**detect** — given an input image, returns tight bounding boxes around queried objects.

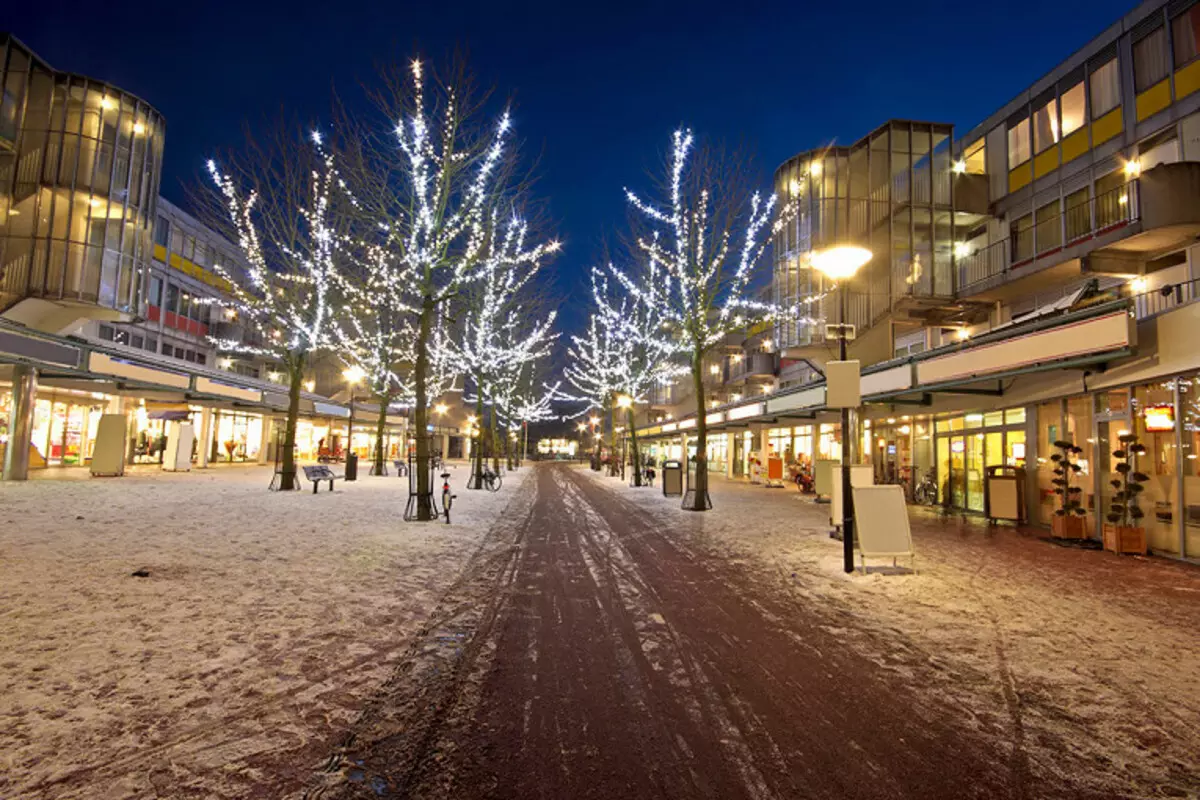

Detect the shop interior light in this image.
[709,364,721,375]
[954,241,972,259]
[952,159,967,174]
[956,328,971,341]
[1130,277,1148,292]
[133,122,145,135]
[1123,158,1141,178]
[100,97,115,110]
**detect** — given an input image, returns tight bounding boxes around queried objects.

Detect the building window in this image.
[1036,200,1061,254]
[113,328,129,345]
[1033,96,1058,152]
[1011,214,1034,261]
[148,275,163,307]
[1060,81,1086,137]
[131,334,144,349]
[145,336,157,353]
[1173,6,1200,67]
[1090,58,1121,116]
[1134,27,1170,93]
[98,324,114,341]
[1095,170,1128,229]
[1064,187,1092,241]
[170,227,184,255]
[174,346,185,359]
[962,138,986,174]
[166,283,180,314]
[1007,117,1031,168]
[153,215,169,248]
[161,341,173,356]
[196,353,207,366]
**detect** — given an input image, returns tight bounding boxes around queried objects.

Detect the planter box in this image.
[1052,514,1087,539]
[1102,523,1147,555]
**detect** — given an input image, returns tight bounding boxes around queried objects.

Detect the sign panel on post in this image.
[826,360,861,408]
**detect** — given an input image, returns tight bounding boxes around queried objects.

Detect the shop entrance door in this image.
[948,435,966,507]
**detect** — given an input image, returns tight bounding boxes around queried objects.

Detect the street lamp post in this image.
[342,365,366,471]
[811,245,872,574]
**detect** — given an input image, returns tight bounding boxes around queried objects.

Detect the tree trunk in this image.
[372,391,390,475]
[627,406,642,487]
[608,395,619,477]
[490,409,500,474]
[413,298,434,520]
[686,353,710,511]
[281,353,306,491]
[471,392,485,489]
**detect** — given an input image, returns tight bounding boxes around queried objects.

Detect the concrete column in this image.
[726,432,736,479]
[257,414,270,465]
[440,432,450,460]
[197,407,213,468]
[2,365,38,481]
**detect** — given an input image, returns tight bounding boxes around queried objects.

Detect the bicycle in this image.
[912,470,938,505]
[481,466,503,493]
[441,472,456,524]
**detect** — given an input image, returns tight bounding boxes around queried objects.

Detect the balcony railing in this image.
[1132,278,1199,321]
[729,352,776,380]
[959,181,1140,293]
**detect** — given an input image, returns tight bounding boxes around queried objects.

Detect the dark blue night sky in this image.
[4,0,1134,332]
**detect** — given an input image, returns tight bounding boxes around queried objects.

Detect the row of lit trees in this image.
[565,129,797,510]
[200,59,560,516]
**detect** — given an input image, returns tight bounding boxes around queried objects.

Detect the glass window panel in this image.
[1008,117,1031,167]
[1133,382,1178,553]
[1006,408,1026,425]
[963,138,986,174]
[1089,58,1121,117]
[1036,200,1061,254]
[1134,27,1170,93]
[1010,214,1034,261]
[1173,7,1200,67]
[1065,186,1092,241]
[153,215,169,248]
[1060,82,1086,137]
[984,411,1005,427]
[1033,97,1058,152]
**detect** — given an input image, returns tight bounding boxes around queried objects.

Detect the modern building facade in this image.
[0,35,471,479]
[634,0,1200,561]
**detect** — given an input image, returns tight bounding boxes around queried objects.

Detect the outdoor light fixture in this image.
[467,414,477,425]
[762,338,773,351]
[218,357,233,369]
[954,241,972,259]
[1131,277,1148,293]
[101,97,115,110]
[812,245,873,281]
[589,416,600,427]
[809,161,822,177]
[434,403,449,415]
[616,394,633,409]
[710,364,720,375]
[1124,158,1142,179]
[133,122,146,135]
[956,328,971,341]
[342,365,367,384]
[577,422,587,432]
[304,380,316,392]
[952,159,967,174]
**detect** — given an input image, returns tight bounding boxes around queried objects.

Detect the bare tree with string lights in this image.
[202,129,351,491]
[611,128,795,510]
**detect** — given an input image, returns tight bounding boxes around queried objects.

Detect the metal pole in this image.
[842,287,856,573]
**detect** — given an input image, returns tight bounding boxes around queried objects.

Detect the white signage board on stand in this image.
[851,485,916,573]
[162,422,194,472]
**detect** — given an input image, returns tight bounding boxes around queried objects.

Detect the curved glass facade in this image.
[772,121,957,352]
[0,35,164,317]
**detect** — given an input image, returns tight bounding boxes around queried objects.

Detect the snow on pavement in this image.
[0,462,528,799]
[574,464,1200,798]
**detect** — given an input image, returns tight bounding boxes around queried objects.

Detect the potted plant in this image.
[1103,432,1149,555]
[1049,439,1087,538]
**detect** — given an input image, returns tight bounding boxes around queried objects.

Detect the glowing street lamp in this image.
[616,394,633,409]
[342,365,367,466]
[812,245,873,574]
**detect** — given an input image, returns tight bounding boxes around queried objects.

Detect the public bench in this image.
[302,464,343,494]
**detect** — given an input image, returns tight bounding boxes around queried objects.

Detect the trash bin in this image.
[984,465,1025,523]
[662,460,683,497]
[345,452,359,482]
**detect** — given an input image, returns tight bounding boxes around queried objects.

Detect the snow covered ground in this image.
[575,465,1200,798]
[0,461,528,799]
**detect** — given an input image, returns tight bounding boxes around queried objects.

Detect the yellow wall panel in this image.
[1092,107,1123,146]
[1033,147,1060,179]
[1061,128,1089,164]
[1176,59,1200,100]
[1136,79,1171,122]
[1008,162,1033,193]
[153,244,166,263]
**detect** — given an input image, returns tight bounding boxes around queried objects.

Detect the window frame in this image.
[1172,5,1200,68]
[1007,115,1032,169]
[1089,56,1121,118]
[1133,25,1171,93]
